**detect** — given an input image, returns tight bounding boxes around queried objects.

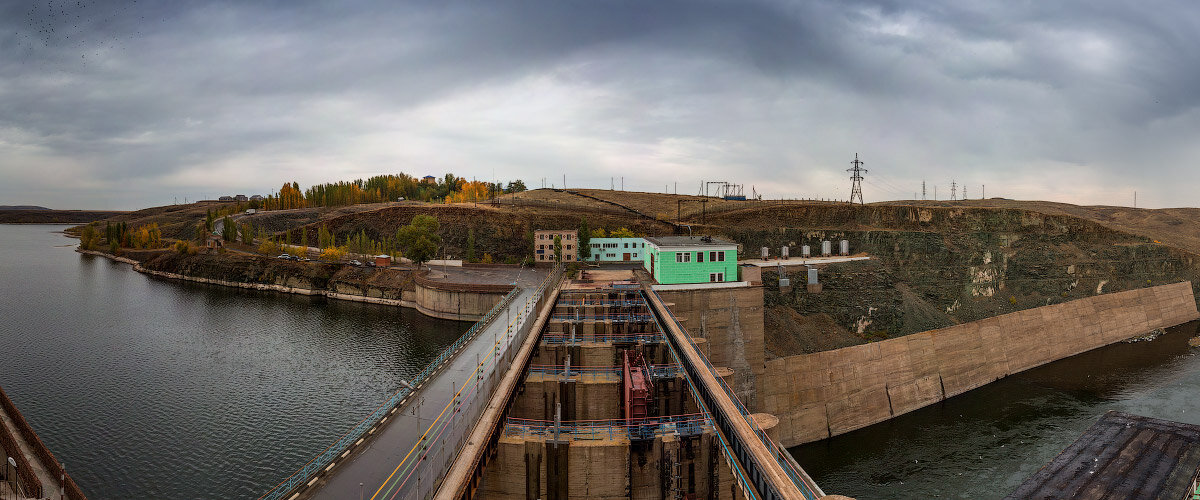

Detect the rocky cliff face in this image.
[721,206,1200,356]
[138,251,416,300]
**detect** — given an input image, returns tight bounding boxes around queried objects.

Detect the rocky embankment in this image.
[80,249,421,308]
[80,248,515,321]
[718,205,1200,357]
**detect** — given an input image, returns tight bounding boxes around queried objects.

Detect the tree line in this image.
[249,174,528,210]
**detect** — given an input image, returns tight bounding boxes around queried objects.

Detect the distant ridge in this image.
[0,205,50,210]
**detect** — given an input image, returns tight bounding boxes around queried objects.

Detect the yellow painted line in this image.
[371,325,505,500]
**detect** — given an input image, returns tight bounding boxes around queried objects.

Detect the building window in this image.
[717,251,725,262]
[697,251,704,263]
[675,252,690,263]
[709,272,724,282]
[709,251,717,261]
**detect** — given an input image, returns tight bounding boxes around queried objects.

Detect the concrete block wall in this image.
[760,281,1200,447]
[480,433,739,500]
[658,286,766,407]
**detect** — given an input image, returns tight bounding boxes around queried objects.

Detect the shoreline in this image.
[77,248,437,315]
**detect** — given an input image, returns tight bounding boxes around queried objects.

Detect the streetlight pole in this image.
[8,456,17,500]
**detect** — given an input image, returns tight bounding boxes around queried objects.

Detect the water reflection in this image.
[792,320,1200,499]
[0,225,469,499]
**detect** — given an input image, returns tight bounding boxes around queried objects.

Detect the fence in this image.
[368,264,565,500]
[0,385,87,499]
[526,364,681,379]
[259,271,542,500]
[0,409,42,498]
[647,288,822,499]
[540,332,664,344]
[503,414,712,441]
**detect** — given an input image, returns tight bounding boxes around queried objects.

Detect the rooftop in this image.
[644,235,735,248]
[1007,411,1200,499]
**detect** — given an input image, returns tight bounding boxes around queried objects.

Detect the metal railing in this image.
[503,414,711,441]
[365,264,566,500]
[259,285,526,500]
[549,312,656,322]
[555,298,646,307]
[647,288,822,499]
[540,332,664,344]
[526,364,681,378]
[642,291,767,500]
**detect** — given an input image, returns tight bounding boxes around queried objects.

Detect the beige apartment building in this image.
[533,229,578,263]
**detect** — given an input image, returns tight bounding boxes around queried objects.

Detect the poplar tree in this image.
[578,217,591,260]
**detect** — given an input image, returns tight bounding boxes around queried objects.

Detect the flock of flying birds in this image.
[12,0,160,68]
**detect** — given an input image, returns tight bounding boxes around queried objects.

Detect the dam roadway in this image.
[261,267,553,500]
[267,267,823,500]
[433,273,824,500]
[310,287,537,500]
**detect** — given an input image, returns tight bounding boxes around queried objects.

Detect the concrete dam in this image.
[254,264,1196,500]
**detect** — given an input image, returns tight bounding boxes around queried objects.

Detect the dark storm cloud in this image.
[2,0,1200,208]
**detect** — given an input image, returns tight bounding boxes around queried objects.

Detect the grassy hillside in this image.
[70,189,1200,358]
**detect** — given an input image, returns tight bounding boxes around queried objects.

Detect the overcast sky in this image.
[3,0,1199,210]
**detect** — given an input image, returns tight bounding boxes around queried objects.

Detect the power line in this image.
[847,153,867,204]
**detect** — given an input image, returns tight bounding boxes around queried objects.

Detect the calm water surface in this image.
[792,319,1200,499]
[0,225,468,499]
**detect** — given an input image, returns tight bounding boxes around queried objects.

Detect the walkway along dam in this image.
[259,267,1198,500]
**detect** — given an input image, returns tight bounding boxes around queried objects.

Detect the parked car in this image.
[348,259,363,267]
[276,254,292,260]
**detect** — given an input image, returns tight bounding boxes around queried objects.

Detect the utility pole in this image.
[934,186,938,201]
[847,153,867,205]
[1134,191,1137,208]
[922,180,926,200]
[621,177,624,191]
[950,180,957,201]
[963,185,967,200]
[982,184,985,199]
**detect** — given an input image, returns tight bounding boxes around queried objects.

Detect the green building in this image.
[643,236,738,284]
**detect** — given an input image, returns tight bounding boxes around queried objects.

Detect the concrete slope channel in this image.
[261,266,562,500]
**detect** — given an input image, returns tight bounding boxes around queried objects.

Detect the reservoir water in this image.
[791,319,1200,499]
[6,224,1200,500]
[0,225,469,499]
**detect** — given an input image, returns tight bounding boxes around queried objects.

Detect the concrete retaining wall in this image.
[760,281,1200,447]
[413,277,512,321]
[659,286,766,408]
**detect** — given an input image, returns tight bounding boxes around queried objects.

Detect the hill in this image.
[70,189,1200,357]
[0,209,126,224]
[0,205,50,210]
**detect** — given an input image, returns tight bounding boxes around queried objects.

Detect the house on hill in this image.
[205,235,224,252]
